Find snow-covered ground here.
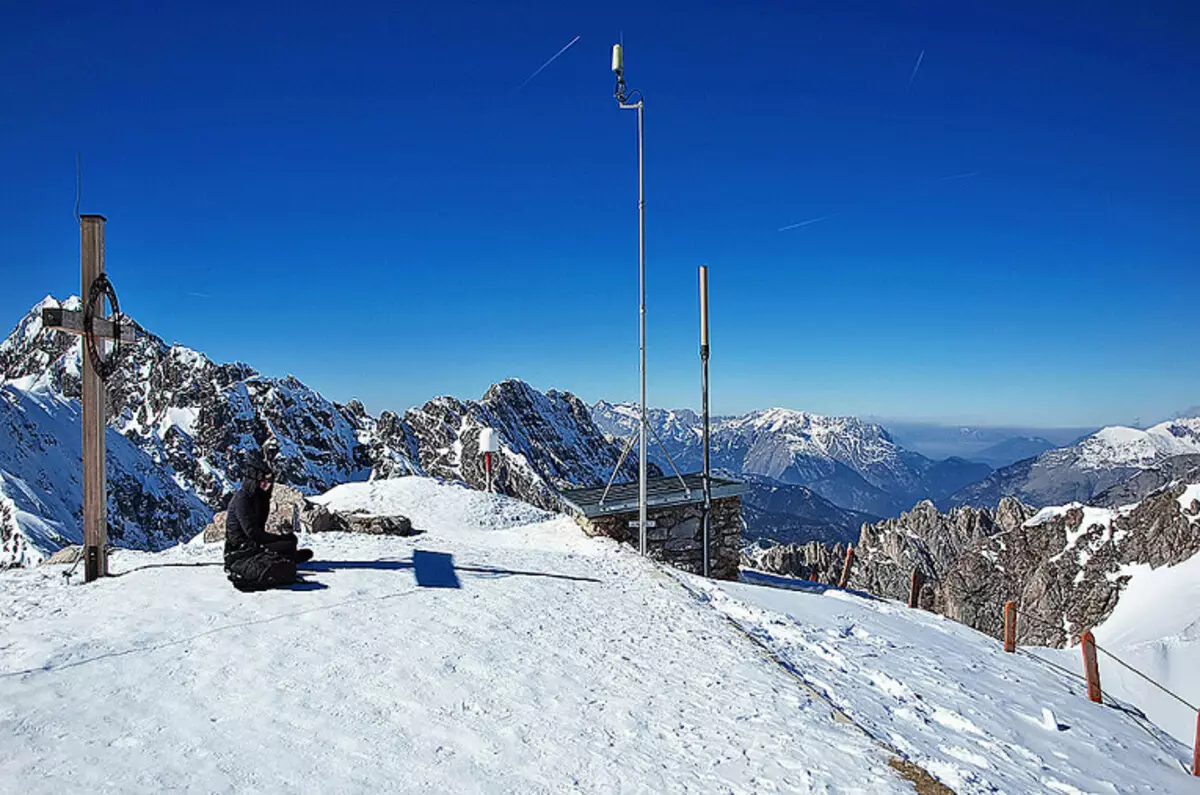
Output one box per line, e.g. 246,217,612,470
1035,552,1200,748
2,478,1195,793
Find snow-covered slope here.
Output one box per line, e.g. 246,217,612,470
593,401,990,517
1,479,1190,793
950,418,1200,509
0,383,211,567
1038,547,1200,745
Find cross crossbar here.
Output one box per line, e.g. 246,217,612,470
41,307,135,342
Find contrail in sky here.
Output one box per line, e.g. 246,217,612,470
907,49,925,91
516,35,581,91
939,171,980,181
778,215,834,232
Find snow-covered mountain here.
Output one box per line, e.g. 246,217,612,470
2,477,1192,792
948,418,1200,509
0,297,637,565
401,379,643,511
0,384,211,566
592,401,990,516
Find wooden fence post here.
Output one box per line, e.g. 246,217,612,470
1081,630,1102,704
1192,709,1199,777
908,568,923,609
838,545,854,589
1004,601,1017,653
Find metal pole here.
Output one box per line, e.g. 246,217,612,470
700,265,711,577
638,100,647,557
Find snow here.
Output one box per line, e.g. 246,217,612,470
2,480,906,793
2,478,1194,793
694,572,1193,793
1038,553,1200,746
1075,420,1200,470
1178,484,1200,519
0,384,211,565
157,406,199,438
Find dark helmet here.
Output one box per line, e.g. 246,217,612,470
243,449,274,484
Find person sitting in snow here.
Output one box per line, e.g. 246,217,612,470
223,452,313,591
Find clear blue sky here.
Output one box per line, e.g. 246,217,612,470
2,1,1197,427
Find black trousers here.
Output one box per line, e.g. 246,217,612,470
225,533,302,592
263,532,302,561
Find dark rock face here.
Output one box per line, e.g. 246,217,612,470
749,481,1200,649
739,474,876,546
406,380,649,512
1089,454,1200,507
742,540,848,585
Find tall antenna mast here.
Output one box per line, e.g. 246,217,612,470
609,42,648,555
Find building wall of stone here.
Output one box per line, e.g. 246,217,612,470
576,496,741,580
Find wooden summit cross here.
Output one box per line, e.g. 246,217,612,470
42,214,135,582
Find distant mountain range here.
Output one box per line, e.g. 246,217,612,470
591,401,991,518
882,421,1095,467
947,419,1200,509
4,295,1194,567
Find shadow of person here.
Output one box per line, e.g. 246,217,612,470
299,549,601,588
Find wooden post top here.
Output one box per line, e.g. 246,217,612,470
80,214,107,222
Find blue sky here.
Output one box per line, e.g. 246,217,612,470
2,1,1197,426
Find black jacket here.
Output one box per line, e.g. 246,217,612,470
224,479,273,560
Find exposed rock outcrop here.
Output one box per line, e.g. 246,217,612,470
750,483,1200,648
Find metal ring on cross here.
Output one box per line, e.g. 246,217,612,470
83,273,124,381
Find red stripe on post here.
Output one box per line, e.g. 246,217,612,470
1192,709,1199,777
908,568,923,609
1004,601,1017,653
1081,630,1102,704
838,545,854,589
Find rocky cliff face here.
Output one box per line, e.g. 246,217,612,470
748,479,1200,649
403,380,645,512
0,298,639,564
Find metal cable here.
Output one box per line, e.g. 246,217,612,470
1094,643,1199,714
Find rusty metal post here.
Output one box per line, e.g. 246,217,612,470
80,215,108,582
1081,630,1102,704
838,545,854,589
1004,601,1017,653
908,568,923,609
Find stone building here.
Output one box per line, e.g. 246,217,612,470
560,473,743,580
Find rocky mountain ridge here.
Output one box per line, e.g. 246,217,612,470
0,297,637,565
747,467,1200,649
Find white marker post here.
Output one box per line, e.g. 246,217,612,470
480,428,499,493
